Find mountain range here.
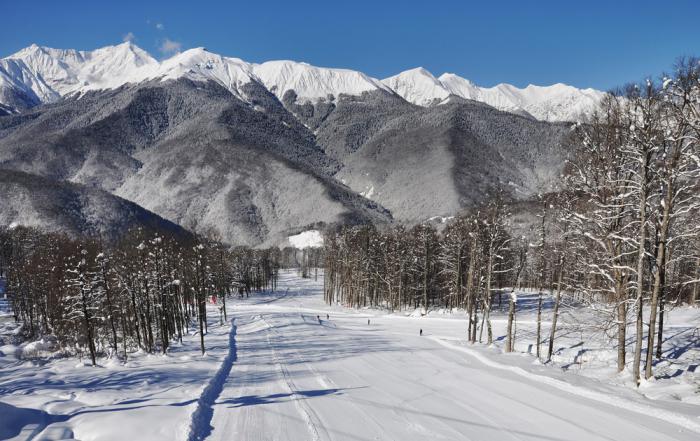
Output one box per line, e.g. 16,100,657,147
0,42,598,245
0,42,605,121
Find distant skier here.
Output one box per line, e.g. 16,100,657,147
367,319,370,325
420,329,423,336
317,315,321,324
326,314,329,320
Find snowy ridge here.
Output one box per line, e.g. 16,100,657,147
7,42,159,98
2,43,259,103
0,57,58,107
386,68,606,121
156,48,258,100
382,67,450,106
0,42,604,121
0,43,391,109
253,60,391,103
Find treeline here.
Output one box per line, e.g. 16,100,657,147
0,226,279,365
325,57,700,384
323,198,567,356
278,246,324,279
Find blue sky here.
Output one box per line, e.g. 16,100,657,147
4,0,699,90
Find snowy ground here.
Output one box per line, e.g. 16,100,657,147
1,271,698,440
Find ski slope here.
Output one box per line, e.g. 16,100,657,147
205,273,698,441
1,271,698,440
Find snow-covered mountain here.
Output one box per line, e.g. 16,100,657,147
155,48,259,100
385,67,605,122
0,43,393,111
0,42,580,244
252,60,391,103
6,43,158,97
0,43,263,104
0,42,604,122
382,67,451,106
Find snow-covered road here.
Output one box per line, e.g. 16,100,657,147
202,273,699,441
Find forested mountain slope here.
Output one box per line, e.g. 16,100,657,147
0,78,391,245
0,42,580,244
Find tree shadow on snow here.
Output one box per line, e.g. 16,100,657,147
0,398,206,440
0,402,69,440
218,386,360,408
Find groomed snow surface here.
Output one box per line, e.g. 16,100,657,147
1,271,699,440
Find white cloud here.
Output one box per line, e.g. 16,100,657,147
156,23,165,31
159,38,181,55
122,32,136,43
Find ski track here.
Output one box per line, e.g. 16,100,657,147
263,313,391,441
404,341,607,441
186,319,237,441
262,316,327,441
219,280,699,440
338,355,470,441
429,336,700,435
352,340,519,441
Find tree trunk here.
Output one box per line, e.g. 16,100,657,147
632,150,650,385
536,201,546,360
423,234,429,313
506,248,526,353
616,275,627,372
81,289,97,367
198,294,206,356
547,263,565,362
536,291,543,359
484,251,494,344
655,282,665,359
465,242,476,340
104,279,118,355
506,291,516,352
693,257,700,306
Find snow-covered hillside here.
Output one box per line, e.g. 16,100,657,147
0,42,604,121
287,230,324,249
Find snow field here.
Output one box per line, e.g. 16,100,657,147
0,304,234,441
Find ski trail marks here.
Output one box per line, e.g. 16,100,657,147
186,319,237,441
262,315,330,441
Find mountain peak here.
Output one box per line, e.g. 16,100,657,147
252,59,390,103
9,43,43,58
157,48,257,98
438,73,480,100
404,66,436,77
389,67,442,83
382,67,449,106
